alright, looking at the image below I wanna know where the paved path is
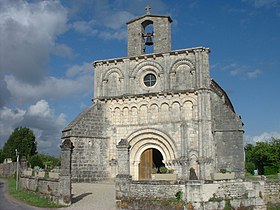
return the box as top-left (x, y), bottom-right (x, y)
top-left (62, 182), bottom-right (116, 210)
top-left (0, 179), bottom-right (38, 210)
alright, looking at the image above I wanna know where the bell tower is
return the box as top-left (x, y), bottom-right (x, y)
top-left (127, 5), bottom-right (172, 57)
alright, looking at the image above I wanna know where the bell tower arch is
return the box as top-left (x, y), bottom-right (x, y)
top-left (127, 6), bottom-right (172, 57)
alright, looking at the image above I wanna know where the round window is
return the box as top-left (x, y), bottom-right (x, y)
top-left (143, 73), bottom-right (156, 87)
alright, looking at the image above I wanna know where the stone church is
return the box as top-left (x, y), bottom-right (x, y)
top-left (61, 9), bottom-right (244, 182)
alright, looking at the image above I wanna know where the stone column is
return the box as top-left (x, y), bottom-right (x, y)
top-left (59, 139), bottom-right (74, 206)
top-left (116, 139), bottom-right (132, 200)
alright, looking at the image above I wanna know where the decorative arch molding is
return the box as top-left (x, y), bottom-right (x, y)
top-left (170, 59), bottom-right (195, 74)
top-left (127, 128), bottom-right (178, 180)
top-left (188, 149), bottom-right (199, 160)
top-left (103, 67), bottom-right (124, 81)
top-left (130, 60), bottom-right (164, 78)
top-left (108, 96), bottom-right (197, 112)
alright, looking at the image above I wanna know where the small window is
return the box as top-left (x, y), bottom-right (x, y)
top-left (144, 73), bottom-right (156, 87)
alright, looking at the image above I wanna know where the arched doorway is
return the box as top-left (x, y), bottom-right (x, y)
top-left (138, 148), bottom-right (165, 180)
top-left (127, 128), bottom-right (177, 180)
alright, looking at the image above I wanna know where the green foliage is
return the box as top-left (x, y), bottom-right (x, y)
top-left (245, 138), bottom-right (280, 175)
top-left (2, 127), bottom-right (37, 161)
top-left (0, 149), bottom-right (4, 163)
top-left (224, 199), bottom-right (232, 210)
top-left (220, 168), bottom-right (227, 174)
top-left (29, 155), bottom-right (44, 169)
top-left (159, 166), bottom-right (168, 174)
top-left (28, 153), bottom-right (60, 170)
top-left (175, 191), bottom-right (183, 201)
top-left (264, 166), bottom-right (279, 175)
top-left (267, 202), bottom-right (280, 210)
top-left (245, 162), bottom-right (255, 175)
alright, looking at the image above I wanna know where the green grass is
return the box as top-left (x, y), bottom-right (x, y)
top-left (268, 202), bottom-right (280, 210)
top-left (245, 173), bottom-right (279, 181)
top-left (4, 178), bottom-right (63, 208)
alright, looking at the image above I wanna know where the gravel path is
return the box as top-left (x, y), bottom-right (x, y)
top-left (62, 182), bottom-right (116, 210)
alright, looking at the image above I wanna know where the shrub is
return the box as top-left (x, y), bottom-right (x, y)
top-left (159, 166), bottom-right (168, 174)
top-left (264, 166), bottom-right (279, 175)
top-left (245, 162), bottom-right (256, 175)
top-left (175, 191), bottom-right (183, 201)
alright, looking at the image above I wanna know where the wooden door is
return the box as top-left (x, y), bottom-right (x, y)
top-left (139, 149), bottom-right (153, 180)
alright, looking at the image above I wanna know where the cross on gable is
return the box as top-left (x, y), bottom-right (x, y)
top-left (145, 4), bottom-right (151, 14)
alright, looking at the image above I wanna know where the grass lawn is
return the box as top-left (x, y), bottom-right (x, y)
top-left (4, 177), bottom-right (63, 208)
top-left (245, 173), bottom-right (279, 181)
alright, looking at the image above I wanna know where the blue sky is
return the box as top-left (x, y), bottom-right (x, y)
top-left (0, 0), bottom-right (280, 156)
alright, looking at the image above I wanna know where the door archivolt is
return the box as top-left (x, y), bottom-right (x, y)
top-left (127, 129), bottom-right (177, 180)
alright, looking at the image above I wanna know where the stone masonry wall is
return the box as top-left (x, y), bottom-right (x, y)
top-left (116, 180), bottom-right (280, 210)
top-left (0, 161), bottom-right (27, 177)
top-left (70, 137), bottom-right (109, 182)
top-left (211, 81), bottom-right (245, 177)
top-left (263, 181), bottom-right (280, 204)
top-left (0, 162), bottom-right (17, 177)
top-left (62, 103), bottom-right (110, 182)
top-left (93, 48), bottom-right (208, 99)
top-left (20, 176), bottom-right (60, 203)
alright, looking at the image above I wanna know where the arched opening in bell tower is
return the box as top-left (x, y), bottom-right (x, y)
top-left (141, 20), bottom-right (154, 54)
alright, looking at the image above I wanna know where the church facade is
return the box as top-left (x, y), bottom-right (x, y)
top-left (61, 11), bottom-right (244, 182)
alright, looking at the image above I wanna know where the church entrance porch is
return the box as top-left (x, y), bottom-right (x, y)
top-left (138, 148), bottom-right (165, 180)
top-left (127, 128), bottom-right (177, 180)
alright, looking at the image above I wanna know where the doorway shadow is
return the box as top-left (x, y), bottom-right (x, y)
top-left (71, 192), bottom-right (92, 204)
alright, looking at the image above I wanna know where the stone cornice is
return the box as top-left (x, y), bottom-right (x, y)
top-left (92, 89), bottom-right (198, 103)
top-left (93, 47), bottom-right (210, 67)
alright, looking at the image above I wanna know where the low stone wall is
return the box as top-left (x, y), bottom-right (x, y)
top-left (0, 162), bottom-right (17, 177)
top-left (20, 176), bottom-right (60, 203)
top-left (116, 177), bottom-right (280, 210)
top-left (263, 181), bottom-right (280, 204)
top-left (0, 161), bottom-right (28, 177)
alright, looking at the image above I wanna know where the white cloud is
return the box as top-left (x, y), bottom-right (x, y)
top-left (243, 0), bottom-right (278, 8)
top-left (0, 100), bottom-right (66, 155)
top-left (245, 132), bottom-right (280, 145)
top-left (5, 62), bottom-right (93, 104)
top-left (0, 107), bottom-right (26, 145)
top-left (214, 63), bottom-right (262, 79)
top-left (52, 44), bottom-right (75, 59)
top-left (104, 11), bottom-right (135, 30)
top-left (247, 69), bottom-right (262, 78)
top-left (66, 62), bottom-right (92, 78)
top-left (72, 20), bottom-right (98, 35)
top-left (0, 0), bottom-right (68, 84)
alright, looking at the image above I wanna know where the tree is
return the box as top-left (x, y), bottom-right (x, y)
top-left (2, 127), bottom-right (37, 162)
top-left (29, 153), bottom-right (60, 169)
top-left (244, 138), bottom-right (280, 175)
top-left (0, 149), bottom-right (4, 163)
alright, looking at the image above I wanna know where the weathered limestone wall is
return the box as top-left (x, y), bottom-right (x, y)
top-left (62, 104), bottom-right (110, 182)
top-left (0, 162), bottom-right (17, 177)
top-left (263, 182), bottom-right (280, 204)
top-left (127, 15), bottom-right (172, 57)
top-left (19, 139), bottom-right (73, 206)
top-left (103, 92), bottom-right (199, 179)
top-left (211, 81), bottom-right (245, 177)
top-left (0, 161), bottom-right (27, 177)
top-left (93, 48), bottom-right (208, 99)
top-left (116, 179), bottom-right (280, 210)
top-left (70, 137), bottom-right (109, 182)
top-left (20, 176), bottom-right (59, 203)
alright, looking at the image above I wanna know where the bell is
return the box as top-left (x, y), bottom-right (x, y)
top-left (145, 33), bottom-right (153, 46)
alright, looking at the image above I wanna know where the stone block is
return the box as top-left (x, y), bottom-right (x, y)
top-left (211, 172), bottom-right (235, 180)
top-left (151, 174), bottom-right (177, 180)
top-left (22, 170), bottom-right (32, 176)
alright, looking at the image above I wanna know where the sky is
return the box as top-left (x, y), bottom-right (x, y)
top-left (0, 0), bottom-right (280, 156)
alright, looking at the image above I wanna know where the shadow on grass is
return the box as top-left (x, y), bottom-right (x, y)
top-left (72, 192), bottom-right (92, 204)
